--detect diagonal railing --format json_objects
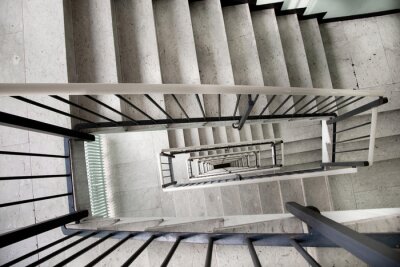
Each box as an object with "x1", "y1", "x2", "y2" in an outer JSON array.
[
  {"x1": 1, "y1": 203, "x2": 399, "y2": 266},
  {"x1": 0, "y1": 83, "x2": 386, "y2": 133}
]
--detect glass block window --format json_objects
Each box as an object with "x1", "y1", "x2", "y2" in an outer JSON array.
[{"x1": 84, "y1": 135, "x2": 109, "y2": 217}]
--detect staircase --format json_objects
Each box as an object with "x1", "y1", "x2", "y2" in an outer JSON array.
[{"x1": 0, "y1": 0, "x2": 399, "y2": 266}]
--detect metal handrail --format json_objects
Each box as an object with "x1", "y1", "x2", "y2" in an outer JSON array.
[{"x1": 2, "y1": 203, "x2": 399, "y2": 266}]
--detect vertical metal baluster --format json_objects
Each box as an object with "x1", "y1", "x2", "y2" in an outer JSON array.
[
  {"x1": 332, "y1": 122, "x2": 337, "y2": 163},
  {"x1": 86, "y1": 233, "x2": 134, "y2": 267},
  {"x1": 290, "y1": 239, "x2": 321, "y2": 267},
  {"x1": 205, "y1": 237, "x2": 214, "y2": 267},
  {"x1": 121, "y1": 234, "x2": 158, "y2": 267},
  {"x1": 161, "y1": 236, "x2": 183, "y2": 267},
  {"x1": 259, "y1": 95, "x2": 276, "y2": 116},
  {"x1": 53, "y1": 232, "x2": 115, "y2": 267},
  {"x1": 246, "y1": 238, "x2": 261, "y2": 267},
  {"x1": 195, "y1": 94, "x2": 206, "y2": 121}
]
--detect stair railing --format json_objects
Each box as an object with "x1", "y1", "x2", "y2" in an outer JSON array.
[
  {"x1": 321, "y1": 97, "x2": 387, "y2": 168},
  {"x1": 0, "y1": 83, "x2": 386, "y2": 133},
  {"x1": 159, "y1": 152, "x2": 177, "y2": 188},
  {"x1": 159, "y1": 139, "x2": 283, "y2": 188},
  {"x1": 1, "y1": 202, "x2": 399, "y2": 266}
]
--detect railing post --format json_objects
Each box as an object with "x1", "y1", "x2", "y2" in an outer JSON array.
[
  {"x1": 280, "y1": 142, "x2": 285, "y2": 166},
  {"x1": 368, "y1": 108, "x2": 378, "y2": 166},
  {"x1": 272, "y1": 143, "x2": 277, "y2": 166},
  {"x1": 331, "y1": 122, "x2": 336, "y2": 163}
]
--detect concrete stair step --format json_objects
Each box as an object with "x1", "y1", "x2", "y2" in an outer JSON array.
[
  {"x1": 300, "y1": 18, "x2": 338, "y2": 113},
  {"x1": 238, "y1": 124, "x2": 253, "y2": 151},
  {"x1": 223, "y1": 3, "x2": 271, "y2": 145},
  {"x1": 261, "y1": 123, "x2": 275, "y2": 140},
  {"x1": 277, "y1": 14, "x2": 316, "y2": 113},
  {"x1": 222, "y1": 4, "x2": 264, "y2": 87},
  {"x1": 190, "y1": 0, "x2": 236, "y2": 111},
  {"x1": 67, "y1": 0, "x2": 121, "y2": 124},
  {"x1": 168, "y1": 129, "x2": 186, "y2": 149},
  {"x1": 238, "y1": 183, "x2": 263, "y2": 215},
  {"x1": 114, "y1": 0, "x2": 166, "y2": 122},
  {"x1": 190, "y1": 0, "x2": 238, "y2": 159},
  {"x1": 172, "y1": 188, "x2": 208, "y2": 217},
  {"x1": 153, "y1": 0, "x2": 202, "y2": 151},
  {"x1": 221, "y1": 185, "x2": 243, "y2": 215},
  {"x1": 154, "y1": 0, "x2": 200, "y2": 85},
  {"x1": 300, "y1": 19, "x2": 334, "y2": 90},
  {"x1": 204, "y1": 187, "x2": 225, "y2": 217},
  {"x1": 225, "y1": 126, "x2": 242, "y2": 152},
  {"x1": 252, "y1": 8, "x2": 294, "y2": 121},
  {"x1": 198, "y1": 127, "x2": 216, "y2": 156},
  {"x1": 212, "y1": 126, "x2": 229, "y2": 154},
  {"x1": 257, "y1": 181, "x2": 285, "y2": 214},
  {"x1": 183, "y1": 128, "x2": 201, "y2": 157}
]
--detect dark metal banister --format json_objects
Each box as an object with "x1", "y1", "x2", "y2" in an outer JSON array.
[
  {"x1": 50, "y1": 95, "x2": 119, "y2": 125},
  {"x1": 327, "y1": 97, "x2": 388, "y2": 124},
  {"x1": 286, "y1": 202, "x2": 400, "y2": 267},
  {"x1": 246, "y1": 237, "x2": 262, "y2": 267},
  {"x1": 0, "y1": 111, "x2": 95, "y2": 141},
  {"x1": 0, "y1": 210, "x2": 88, "y2": 249},
  {"x1": 233, "y1": 94, "x2": 259, "y2": 130},
  {"x1": 12, "y1": 96, "x2": 96, "y2": 124},
  {"x1": 4, "y1": 219, "x2": 394, "y2": 267}
]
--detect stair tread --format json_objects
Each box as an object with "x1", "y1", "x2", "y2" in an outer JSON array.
[
  {"x1": 69, "y1": 0, "x2": 121, "y2": 124},
  {"x1": 277, "y1": 14, "x2": 317, "y2": 113},
  {"x1": 115, "y1": 0, "x2": 166, "y2": 121},
  {"x1": 252, "y1": 8, "x2": 294, "y2": 118},
  {"x1": 154, "y1": 0, "x2": 202, "y2": 151}
]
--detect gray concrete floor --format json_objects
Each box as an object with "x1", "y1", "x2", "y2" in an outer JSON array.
[{"x1": 102, "y1": 130, "x2": 174, "y2": 217}]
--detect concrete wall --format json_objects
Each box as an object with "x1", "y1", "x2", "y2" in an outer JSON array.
[
  {"x1": 320, "y1": 13, "x2": 400, "y2": 210},
  {"x1": 0, "y1": 0, "x2": 71, "y2": 265}
]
